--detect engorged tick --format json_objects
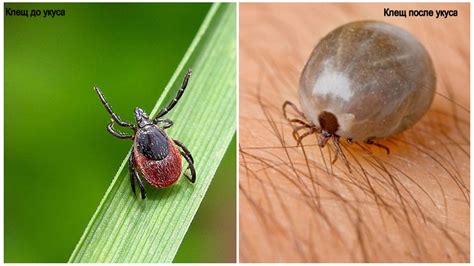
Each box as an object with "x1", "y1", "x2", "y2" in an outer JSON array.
[
  {"x1": 94, "y1": 69, "x2": 196, "y2": 199},
  {"x1": 283, "y1": 21, "x2": 436, "y2": 168}
]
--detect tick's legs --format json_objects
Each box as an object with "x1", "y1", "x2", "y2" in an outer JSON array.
[
  {"x1": 289, "y1": 119, "x2": 314, "y2": 128},
  {"x1": 289, "y1": 119, "x2": 320, "y2": 134},
  {"x1": 107, "y1": 122, "x2": 134, "y2": 139},
  {"x1": 294, "y1": 127, "x2": 316, "y2": 146},
  {"x1": 332, "y1": 135, "x2": 351, "y2": 170},
  {"x1": 282, "y1": 100, "x2": 352, "y2": 170},
  {"x1": 153, "y1": 118, "x2": 174, "y2": 129},
  {"x1": 283, "y1": 102, "x2": 322, "y2": 146},
  {"x1": 174, "y1": 139, "x2": 194, "y2": 163},
  {"x1": 129, "y1": 155, "x2": 146, "y2": 199},
  {"x1": 282, "y1": 101, "x2": 306, "y2": 121},
  {"x1": 180, "y1": 151, "x2": 196, "y2": 183},
  {"x1": 94, "y1": 87, "x2": 135, "y2": 129},
  {"x1": 366, "y1": 138, "x2": 390, "y2": 154},
  {"x1": 128, "y1": 155, "x2": 136, "y2": 196},
  {"x1": 174, "y1": 139, "x2": 196, "y2": 183},
  {"x1": 154, "y1": 69, "x2": 192, "y2": 119}
]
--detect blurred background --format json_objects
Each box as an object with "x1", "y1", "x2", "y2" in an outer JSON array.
[{"x1": 5, "y1": 3, "x2": 235, "y2": 262}]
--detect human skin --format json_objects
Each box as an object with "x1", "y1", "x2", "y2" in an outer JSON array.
[{"x1": 239, "y1": 3, "x2": 469, "y2": 262}]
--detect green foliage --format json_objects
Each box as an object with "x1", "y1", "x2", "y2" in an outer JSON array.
[
  {"x1": 174, "y1": 136, "x2": 236, "y2": 262},
  {"x1": 68, "y1": 3, "x2": 236, "y2": 262},
  {"x1": 5, "y1": 3, "x2": 235, "y2": 263}
]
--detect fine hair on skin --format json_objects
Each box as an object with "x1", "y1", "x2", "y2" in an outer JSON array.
[{"x1": 239, "y1": 3, "x2": 469, "y2": 262}]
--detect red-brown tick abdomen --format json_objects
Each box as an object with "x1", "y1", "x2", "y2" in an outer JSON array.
[{"x1": 133, "y1": 138, "x2": 182, "y2": 188}]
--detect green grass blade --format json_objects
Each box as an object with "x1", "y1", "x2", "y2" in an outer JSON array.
[{"x1": 69, "y1": 3, "x2": 236, "y2": 262}]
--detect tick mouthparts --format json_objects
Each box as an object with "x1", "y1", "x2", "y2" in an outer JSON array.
[
  {"x1": 134, "y1": 107, "x2": 147, "y2": 117},
  {"x1": 318, "y1": 134, "x2": 330, "y2": 147}
]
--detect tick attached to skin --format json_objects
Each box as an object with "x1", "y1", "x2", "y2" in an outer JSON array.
[
  {"x1": 95, "y1": 69, "x2": 196, "y2": 199},
  {"x1": 284, "y1": 21, "x2": 436, "y2": 167}
]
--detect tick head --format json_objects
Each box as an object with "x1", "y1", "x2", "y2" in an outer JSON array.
[
  {"x1": 318, "y1": 111, "x2": 339, "y2": 134},
  {"x1": 134, "y1": 107, "x2": 151, "y2": 128}
]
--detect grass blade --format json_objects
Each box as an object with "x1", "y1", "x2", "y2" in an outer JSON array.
[{"x1": 69, "y1": 3, "x2": 236, "y2": 262}]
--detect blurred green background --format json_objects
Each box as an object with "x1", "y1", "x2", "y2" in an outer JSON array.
[{"x1": 5, "y1": 3, "x2": 236, "y2": 262}]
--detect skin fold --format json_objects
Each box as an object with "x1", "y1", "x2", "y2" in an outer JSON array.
[{"x1": 239, "y1": 3, "x2": 469, "y2": 262}]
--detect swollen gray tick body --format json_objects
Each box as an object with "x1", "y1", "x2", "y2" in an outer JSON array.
[{"x1": 283, "y1": 20, "x2": 436, "y2": 165}]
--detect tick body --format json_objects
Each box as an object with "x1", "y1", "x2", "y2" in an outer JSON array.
[
  {"x1": 133, "y1": 125, "x2": 182, "y2": 188},
  {"x1": 95, "y1": 69, "x2": 195, "y2": 199},
  {"x1": 284, "y1": 21, "x2": 436, "y2": 164}
]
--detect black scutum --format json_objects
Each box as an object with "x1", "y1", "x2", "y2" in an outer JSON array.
[{"x1": 136, "y1": 125, "x2": 170, "y2": 160}]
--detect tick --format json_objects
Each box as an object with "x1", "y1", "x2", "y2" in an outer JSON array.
[
  {"x1": 95, "y1": 69, "x2": 196, "y2": 199},
  {"x1": 283, "y1": 21, "x2": 436, "y2": 166}
]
